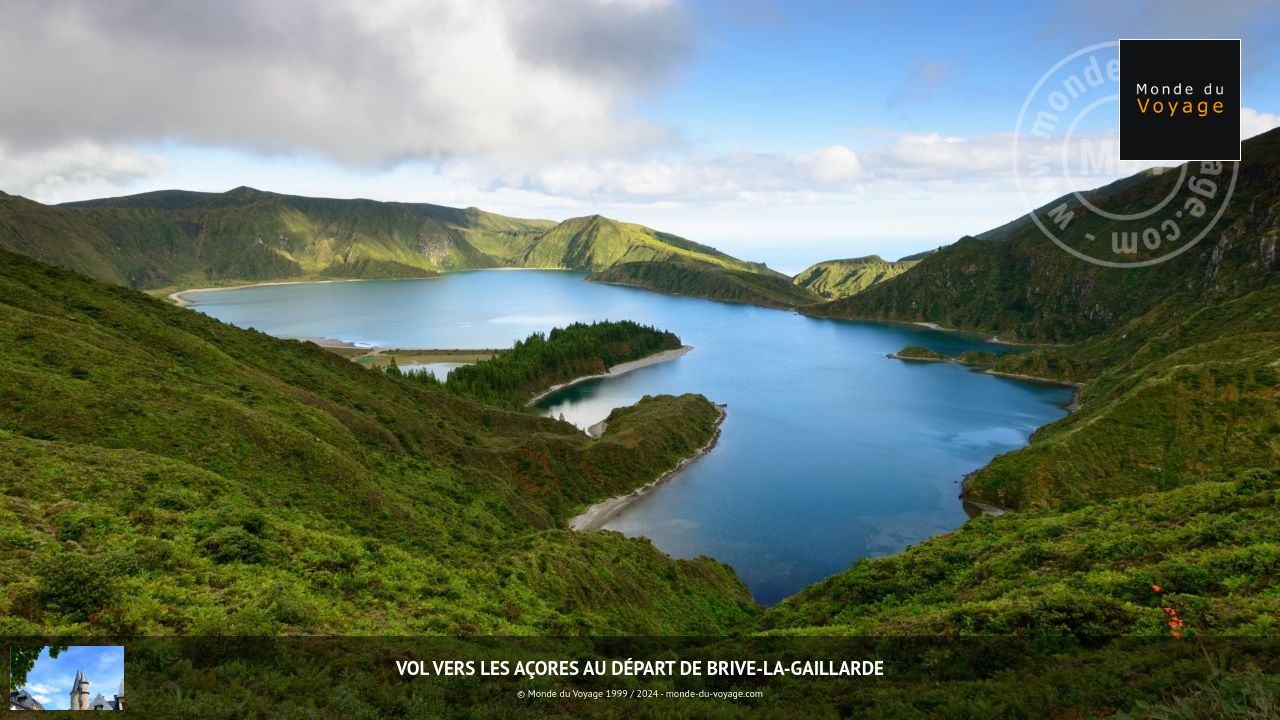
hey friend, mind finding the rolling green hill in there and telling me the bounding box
[805,129,1280,344]
[0,187,775,293]
[2,133,1278,719]
[0,247,755,636]
[516,214,765,273]
[792,255,917,300]
[743,139,1280,715]
[795,129,1280,511]
[765,133,1280,649]
[589,260,819,308]
[965,283,1280,511]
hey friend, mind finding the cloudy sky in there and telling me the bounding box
[18,645,124,710]
[1,0,1278,271]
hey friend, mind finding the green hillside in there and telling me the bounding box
[965,283,1280,510]
[741,138,1280,715]
[805,129,1280,344]
[792,255,917,300]
[762,467,1280,637]
[0,247,755,635]
[433,320,682,407]
[516,214,766,273]
[2,136,1278,720]
[589,260,819,308]
[811,129,1280,511]
[0,188,775,293]
[752,132,1279,690]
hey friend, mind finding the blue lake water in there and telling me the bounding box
[183,271,1072,604]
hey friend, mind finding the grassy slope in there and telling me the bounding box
[761,467,1280,636]
[805,129,1280,344]
[968,286,1280,510]
[520,214,764,273]
[792,255,917,300]
[761,133,1280,704]
[589,260,819,308]
[0,248,755,635]
[786,129,1280,510]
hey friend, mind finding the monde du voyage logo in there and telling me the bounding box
[1014,39,1241,268]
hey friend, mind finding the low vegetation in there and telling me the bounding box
[805,129,1280,343]
[968,285,1279,510]
[0,248,754,636]
[589,260,819,308]
[889,345,949,362]
[792,255,916,300]
[398,320,681,406]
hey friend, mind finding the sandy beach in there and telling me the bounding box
[526,345,693,406]
[569,404,726,532]
[167,275,446,308]
[167,278,368,308]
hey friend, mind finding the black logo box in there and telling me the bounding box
[1120,39,1241,161]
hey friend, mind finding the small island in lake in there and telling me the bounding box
[887,345,951,362]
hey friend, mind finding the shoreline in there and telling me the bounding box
[908,320,1055,347]
[167,278,371,307]
[962,491,1008,515]
[586,420,608,439]
[961,496,1007,518]
[886,351,949,363]
[569,404,726,532]
[166,275,445,308]
[984,369,1082,413]
[587,277,801,311]
[526,345,694,406]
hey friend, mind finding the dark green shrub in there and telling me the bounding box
[35,552,119,619]
[239,510,267,536]
[133,538,176,571]
[200,526,266,564]
[55,512,111,543]
[152,487,196,510]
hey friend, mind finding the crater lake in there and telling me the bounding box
[180,270,1073,604]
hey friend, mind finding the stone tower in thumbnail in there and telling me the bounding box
[70,669,90,710]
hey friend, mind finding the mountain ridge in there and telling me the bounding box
[0,187,768,292]
[802,128,1280,344]
[792,254,918,300]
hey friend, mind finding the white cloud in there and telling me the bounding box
[443,144,866,202]
[25,683,59,695]
[32,694,52,705]
[0,0,690,166]
[1242,107,1280,139]
[792,146,863,183]
[0,141,168,204]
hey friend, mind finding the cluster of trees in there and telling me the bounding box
[395,320,680,406]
